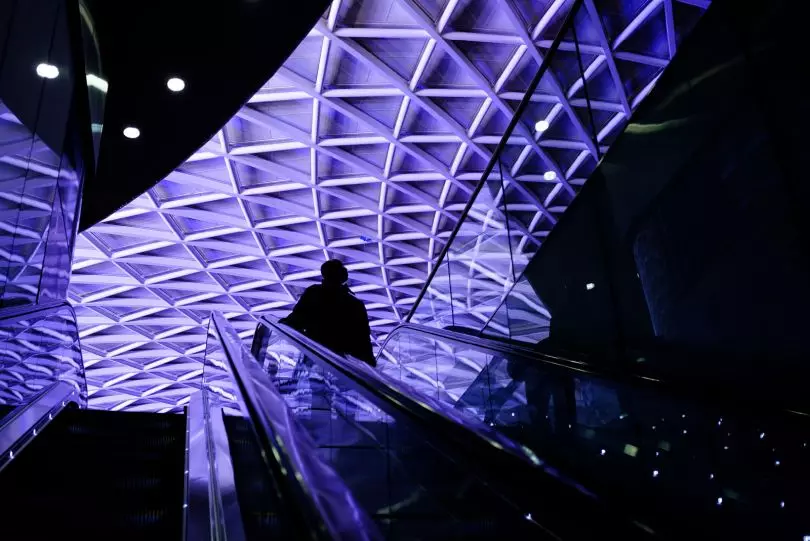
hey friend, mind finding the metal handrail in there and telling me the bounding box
[0,381,80,474]
[210,313,380,541]
[257,315,646,539]
[405,0,585,323]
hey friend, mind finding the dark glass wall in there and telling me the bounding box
[0,0,92,307]
[522,0,810,385]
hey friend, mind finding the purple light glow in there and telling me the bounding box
[66,0,711,412]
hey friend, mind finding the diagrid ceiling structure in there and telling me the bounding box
[68,0,709,412]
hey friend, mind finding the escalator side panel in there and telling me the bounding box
[0,408,186,540]
[223,414,286,540]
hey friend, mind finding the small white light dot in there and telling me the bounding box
[780,501,785,508]
[724,445,729,450]
[600,449,606,456]
[718,418,723,426]
[543,170,557,181]
[717,497,723,506]
[524,513,533,521]
[32,429,37,436]
[760,432,766,440]
[123,126,140,139]
[183,503,188,509]
[655,451,660,456]
[585,282,595,290]
[167,77,186,92]
[534,120,549,133]
[8,451,13,459]
[652,470,659,478]
[48,414,52,420]
[709,473,714,479]
[775,460,781,466]
[36,63,59,79]
[652,425,656,430]
[682,414,686,419]
[683,429,688,435]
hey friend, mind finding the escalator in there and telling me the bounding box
[0,394,289,541]
[5,301,805,540]
[372,323,810,540]
[250,316,646,540]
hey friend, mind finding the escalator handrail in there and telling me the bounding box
[0,301,88,407]
[210,313,381,541]
[258,316,543,467]
[0,301,75,324]
[404,0,585,324]
[378,323,810,418]
[258,316,655,538]
[376,322,594,375]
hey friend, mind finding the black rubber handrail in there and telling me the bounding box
[405,0,585,323]
[210,313,381,541]
[256,315,650,540]
[377,322,810,419]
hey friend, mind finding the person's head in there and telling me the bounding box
[321,259,348,286]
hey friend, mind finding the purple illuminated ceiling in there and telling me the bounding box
[68,0,709,412]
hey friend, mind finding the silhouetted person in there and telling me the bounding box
[280,260,376,366]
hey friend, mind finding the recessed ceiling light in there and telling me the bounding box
[123,126,140,139]
[36,63,59,79]
[86,74,108,93]
[543,170,557,181]
[167,77,185,92]
[535,119,549,133]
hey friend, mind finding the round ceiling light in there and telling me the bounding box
[543,170,557,181]
[535,119,550,133]
[167,77,186,92]
[123,126,141,139]
[36,63,59,79]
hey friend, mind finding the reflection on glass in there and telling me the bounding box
[0,304,86,407]
[202,319,241,415]
[255,324,538,539]
[0,1,89,309]
[377,326,810,538]
[406,3,600,342]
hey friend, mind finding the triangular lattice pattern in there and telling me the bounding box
[70,0,709,412]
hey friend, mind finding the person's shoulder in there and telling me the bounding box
[346,292,367,310]
[301,284,323,297]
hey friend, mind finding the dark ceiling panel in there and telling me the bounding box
[79,0,331,230]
